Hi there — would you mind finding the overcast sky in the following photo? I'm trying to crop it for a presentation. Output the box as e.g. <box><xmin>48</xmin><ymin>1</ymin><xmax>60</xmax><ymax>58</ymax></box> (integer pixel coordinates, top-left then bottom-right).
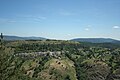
<box><xmin>0</xmin><ymin>0</ymin><xmax>120</xmax><ymax>40</ymax></box>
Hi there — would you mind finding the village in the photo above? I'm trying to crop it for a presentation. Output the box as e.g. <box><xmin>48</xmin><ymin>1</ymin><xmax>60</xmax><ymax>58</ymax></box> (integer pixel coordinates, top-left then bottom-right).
<box><xmin>14</xmin><ymin>51</ymin><xmax>67</xmax><ymax>59</ymax></box>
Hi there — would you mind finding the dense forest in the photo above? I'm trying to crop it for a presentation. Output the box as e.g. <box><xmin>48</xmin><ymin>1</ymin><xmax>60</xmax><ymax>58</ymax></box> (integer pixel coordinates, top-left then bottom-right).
<box><xmin>0</xmin><ymin>38</ymin><xmax>120</xmax><ymax>80</ymax></box>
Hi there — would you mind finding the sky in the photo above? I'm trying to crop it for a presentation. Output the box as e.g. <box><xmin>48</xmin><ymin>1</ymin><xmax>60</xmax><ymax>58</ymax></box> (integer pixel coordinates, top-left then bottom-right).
<box><xmin>0</xmin><ymin>0</ymin><xmax>120</xmax><ymax>40</ymax></box>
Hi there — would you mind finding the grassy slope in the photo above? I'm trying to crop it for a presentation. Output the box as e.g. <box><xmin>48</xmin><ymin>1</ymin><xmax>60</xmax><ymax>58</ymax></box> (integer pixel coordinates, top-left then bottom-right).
<box><xmin>41</xmin><ymin>58</ymin><xmax>77</xmax><ymax>80</ymax></box>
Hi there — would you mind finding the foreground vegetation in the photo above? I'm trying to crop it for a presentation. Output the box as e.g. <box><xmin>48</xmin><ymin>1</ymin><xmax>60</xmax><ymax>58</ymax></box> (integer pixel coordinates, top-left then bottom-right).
<box><xmin>0</xmin><ymin>40</ymin><xmax>120</xmax><ymax>80</ymax></box>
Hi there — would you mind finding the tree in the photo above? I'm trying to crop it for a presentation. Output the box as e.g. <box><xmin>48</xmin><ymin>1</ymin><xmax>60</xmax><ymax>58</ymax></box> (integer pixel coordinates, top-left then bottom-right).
<box><xmin>0</xmin><ymin>33</ymin><xmax>3</xmax><ymax>48</ymax></box>
<box><xmin>65</xmin><ymin>75</ymin><xmax>71</xmax><ymax>80</ymax></box>
<box><xmin>1</xmin><ymin>33</ymin><xmax>3</xmax><ymax>40</ymax></box>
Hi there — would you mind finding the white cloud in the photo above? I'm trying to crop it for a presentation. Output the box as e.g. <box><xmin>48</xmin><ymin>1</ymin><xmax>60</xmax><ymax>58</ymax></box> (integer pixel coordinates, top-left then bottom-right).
<box><xmin>0</xmin><ymin>18</ymin><xmax>16</xmax><ymax>23</ymax></box>
<box><xmin>67</xmin><ymin>34</ymin><xmax>71</xmax><ymax>36</ymax></box>
<box><xmin>33</xmin><ymin>16</ymin><xmax>46</xmax><ymax>22</ymax></box>
<box><xmin>37</xmin><ymin>16</ymin><xmax>46</xmax><ymax>20</ymax></box>
<box><xmin>33</xmin><ymin>18</ymin><xmax>42</xmax><ymax>22</ymax></box>
<box><xmin>85</xmin><ymin>28</ymin><xmax>90</xmax><ymax>31</ymax></box>
<box><xmin>84</xmin><ymin>25</ymin><xmax>93</xmax><ymax>31</ymax></box>
<box><xmin>17</xmin><ymin>15</ymin><xmax>46</xmax><ymax>20</ymax></box>
<box><xmin>113</xmin><ymin>26</ymin><xmax>120</xmax><ymax>29</ymax></box>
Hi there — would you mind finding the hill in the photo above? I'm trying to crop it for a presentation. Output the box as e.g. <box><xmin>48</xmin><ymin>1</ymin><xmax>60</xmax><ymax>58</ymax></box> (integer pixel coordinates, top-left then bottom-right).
<box><xmin>1</xmin><ymin>40</ymin><xmax>120</xmax><ymax>80</ymax></box>
<box><xmin>71</xmin><ymin>38</ymin><xmax>120</xmax><ymax>43</ymax></box>
<box><xmin>4</xmin><ymin>35</ymin><xmax>47</xmax><ymax>40</ymax></box>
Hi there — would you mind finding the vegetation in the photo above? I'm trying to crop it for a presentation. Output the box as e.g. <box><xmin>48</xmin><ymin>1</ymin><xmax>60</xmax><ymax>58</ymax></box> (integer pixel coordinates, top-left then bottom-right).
<box><xmin>0</xmin><ymin>38</ymin><xmax>120</xmax><ymax>80</ymax></box>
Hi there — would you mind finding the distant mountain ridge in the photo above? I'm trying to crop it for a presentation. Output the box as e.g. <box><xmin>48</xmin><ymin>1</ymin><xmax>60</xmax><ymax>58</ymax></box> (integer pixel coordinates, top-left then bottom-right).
<box><xmin>4</xmin><ymin>35</ymin><xmax>47</xmax><ymax>40</ymax></box>
<box><xmin>3</xmin><ymin>36</ymin><xmax>120</xmax><ymax>43</ymax></box>
<box><xmin>71</xmin><ymin>38</ymin><xmax>120</xmax><ymax>43</ymax></box>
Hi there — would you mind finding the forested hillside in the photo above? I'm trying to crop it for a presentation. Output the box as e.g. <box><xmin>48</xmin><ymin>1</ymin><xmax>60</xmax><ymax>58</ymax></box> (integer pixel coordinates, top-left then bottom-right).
<box><xmin>71</xmin><ymin>38</ymin><xmax>120</xmax><ymax>43</ymax></box>
<box><xmin>0</xmin><ymin>40</ymin><xmax>120</xmax><ymax>80</ymax></box>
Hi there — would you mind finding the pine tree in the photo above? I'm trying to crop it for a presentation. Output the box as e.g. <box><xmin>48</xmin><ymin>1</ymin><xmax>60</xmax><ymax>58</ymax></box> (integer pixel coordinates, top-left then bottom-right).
<box><xmin>1</xmin><ymin>33</ymin><xmax>3</xmax><ymax>40</ymax></box>
<box><xmin>0</xmin><ymin>33</ymin><xmax>3</xmax><ymax>48</ymax></box>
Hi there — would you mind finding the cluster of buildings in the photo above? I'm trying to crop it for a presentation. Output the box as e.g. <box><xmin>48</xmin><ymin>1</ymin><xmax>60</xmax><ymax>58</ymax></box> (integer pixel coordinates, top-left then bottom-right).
<box><xmin>14</xmin><ymin>51</ymin><xmax>64</xmax><ymax>59</ymax></box>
